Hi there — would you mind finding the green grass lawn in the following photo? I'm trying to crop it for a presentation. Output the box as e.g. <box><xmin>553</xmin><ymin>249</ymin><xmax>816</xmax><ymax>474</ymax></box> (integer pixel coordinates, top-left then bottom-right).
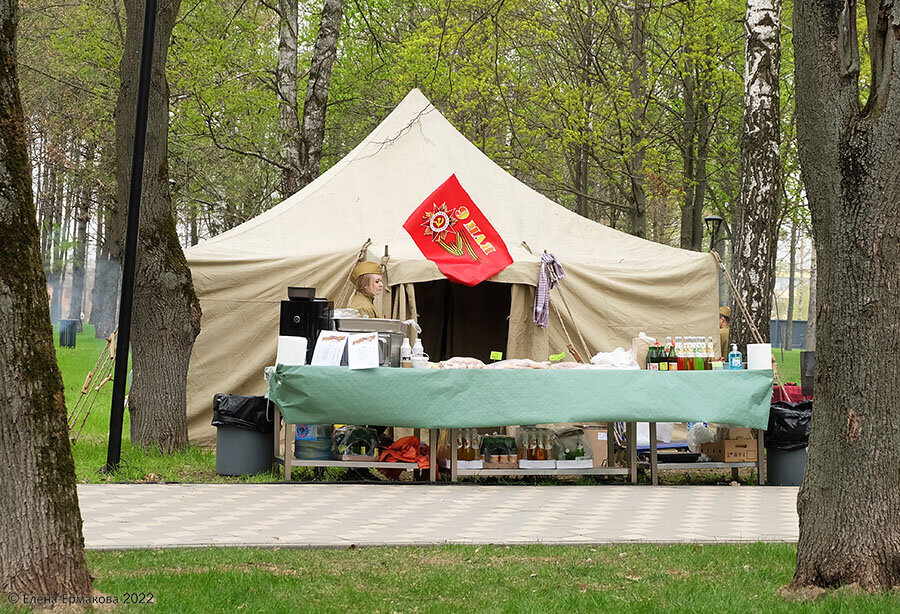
<box><xmin>2</xmin><ymin>545</ymin><xmax>894</xmax><ymax>613</ymax></box>
<box><xmin>57</xmin><ymin>324</ymin><xmax>281</xmax><ymax>484</ymax></box>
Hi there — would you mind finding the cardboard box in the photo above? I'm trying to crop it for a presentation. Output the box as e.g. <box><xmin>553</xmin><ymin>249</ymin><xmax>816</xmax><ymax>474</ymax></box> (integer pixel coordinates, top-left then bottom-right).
<box><xmin>701</xmin><ymin>439</ymin><xmax>758</xmax><ymax>463</ymax></box>
<box><xmin>582</xmin><ymin>426</ymin><xmax>610</xmax><ymax>468</ymax></box>
<box><xmin>724</xmin><ymin>427</ymin><xmax>756</xmax><ymax>440</ymax></box>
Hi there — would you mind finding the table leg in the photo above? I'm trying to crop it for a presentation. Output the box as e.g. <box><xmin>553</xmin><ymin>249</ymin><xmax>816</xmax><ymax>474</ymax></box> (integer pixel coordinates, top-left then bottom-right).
<box><xmin>429</xmin><ymin>428</ymin><xmax>437</xmax><ymax>482</ymax></box>
<box><xmin>273</xmin><ymin>404</ymin><xmax>281</xmax><ymax>472</ymax></box>
<box><xmin>606</xmin><ymin>422</ymin><xmax>615</xmax><ymax>469</ymax></box>
<box><xmin>283</xmin><ymin>419</ymin><xmax>292</xmax><ymax>483</ymax></box>
<box><xmin>731</xmin><ymin>466</ymin><xmax>740</xmax><ymax>482</ymax></box>
<box><xmin>649</xmin><ymin>422</ymin><xmax>658</xmax><ymax>486</ymax></box>
<box><xmin>450</xmin><ymin>428</ymin><xmax>458</xmax><ymax>483</ymax></box>
<box><xmin>627</xmin><ymin>422</ymin><xmax>637</xmax><ymax>484</ymax></box>
<box><xmin>756</xmin><ymin>429</ymin><xmax>766</xmax><ymax>485</ymax></box>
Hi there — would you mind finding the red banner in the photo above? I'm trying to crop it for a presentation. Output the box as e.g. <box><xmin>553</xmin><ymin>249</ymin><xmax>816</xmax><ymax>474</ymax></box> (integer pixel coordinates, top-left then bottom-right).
<box><xmin>403</xmin><ymin>174</ymin><xmax>513</xmax><ymax>286</ymax></box>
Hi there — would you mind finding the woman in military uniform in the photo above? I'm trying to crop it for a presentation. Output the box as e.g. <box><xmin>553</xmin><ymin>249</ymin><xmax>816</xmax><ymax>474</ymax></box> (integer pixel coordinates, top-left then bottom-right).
<box><xmin>348</xmin><ymin>261</ymin><xmax>383</xmax><ymax>318</ymax></box>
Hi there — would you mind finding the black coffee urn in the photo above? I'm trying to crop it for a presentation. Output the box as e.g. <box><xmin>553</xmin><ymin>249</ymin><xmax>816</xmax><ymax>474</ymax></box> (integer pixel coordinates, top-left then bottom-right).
<box><xmin>279</xmin><ymin>287</ymin><xmax>333</xmax><ymax>364</ymax></box>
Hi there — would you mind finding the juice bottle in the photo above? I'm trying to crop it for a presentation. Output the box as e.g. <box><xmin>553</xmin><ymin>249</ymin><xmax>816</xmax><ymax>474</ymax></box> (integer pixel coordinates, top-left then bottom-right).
<box><xmin>693</xmin><ymin>337</ymin><xmax>705</xmax><ymax>371</ymax></box>
<box><xmin>536</xmin><ymin>435</ymin><xmax>547</xmax><ymax>460</ymax></box>
<box><xmin>666</xmin><ymin>337</ymin><xmax>678</xmax><ymax>371</ymax></box>
<box><xmin>675</xmin><ymin>336</ymin><xmax>685</xmax><ymax>371</ymax></box>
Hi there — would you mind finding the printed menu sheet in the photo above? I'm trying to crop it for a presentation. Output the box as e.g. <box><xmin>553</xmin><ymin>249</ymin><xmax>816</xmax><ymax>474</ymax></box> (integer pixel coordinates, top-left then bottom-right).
<box><xmin>348</xmin><ymin>332</ymin><xmax>379</xmax><ymax>370</ymax></box>
<box><xmin>310</xmin><ymin>331</ymin><xmax>349</xmax><ymax>366</ymax></box>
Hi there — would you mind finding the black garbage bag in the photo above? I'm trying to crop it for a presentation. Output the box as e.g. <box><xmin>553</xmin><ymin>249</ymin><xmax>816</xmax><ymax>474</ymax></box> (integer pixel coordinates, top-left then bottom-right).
<box><xmin>765</xmin><ymin>400</ymin><xmax>812</xmax><ymax>450</ymax></box>
<box><xmin>211</xmin><ymin>394</ymin><xmax>273</xmax><ymax>433</ymax></box>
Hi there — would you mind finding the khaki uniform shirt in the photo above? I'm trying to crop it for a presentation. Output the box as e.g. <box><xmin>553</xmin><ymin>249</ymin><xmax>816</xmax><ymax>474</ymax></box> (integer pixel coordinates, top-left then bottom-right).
<box><xmin>348</xmin><ymin>293</ymin><xmax>380</xmax><ymax>318</ymax></box>
<box><xmin>720</xmin><ymin>326</ymin><xmax>729</xmax><ymax>358</ymax></box>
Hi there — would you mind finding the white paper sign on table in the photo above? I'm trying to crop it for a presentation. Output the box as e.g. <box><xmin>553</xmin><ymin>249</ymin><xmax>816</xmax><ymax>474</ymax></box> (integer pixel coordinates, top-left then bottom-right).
<box><xmin>311</xmin><ymin>330</ymin><xmax>349</xmax><ymax>366</ymax></box>
<box><xmin>275</xmin><ymin>335</ymin><xmax>307</xmax><ymax>366</ymax></box>
<box><xmin>348</xmin><ymin>332</ymin><xmax>379</xmax><ymax>370</ymax></box>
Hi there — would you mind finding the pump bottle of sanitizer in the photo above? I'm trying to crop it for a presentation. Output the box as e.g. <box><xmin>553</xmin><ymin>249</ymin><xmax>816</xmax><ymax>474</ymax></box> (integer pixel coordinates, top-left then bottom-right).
<box><xmin>728</xmin><ymin>344</ymin><xmax>743</xmax><ymax>370</ymax></box>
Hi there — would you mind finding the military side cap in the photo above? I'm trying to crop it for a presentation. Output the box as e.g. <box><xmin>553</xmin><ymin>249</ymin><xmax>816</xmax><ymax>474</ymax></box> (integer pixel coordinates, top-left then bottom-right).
<box><xmin>350</xmin><ymin>261</ymin><xmax>382</xmax><ymax>283</ymax></box>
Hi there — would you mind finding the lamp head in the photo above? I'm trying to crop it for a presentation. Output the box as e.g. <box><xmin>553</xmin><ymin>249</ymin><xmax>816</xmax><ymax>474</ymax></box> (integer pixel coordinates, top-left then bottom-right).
<box><xmin>704</xmin><ymin>215</ymin><xmax>723</xmax><ymax>237</ymax></box>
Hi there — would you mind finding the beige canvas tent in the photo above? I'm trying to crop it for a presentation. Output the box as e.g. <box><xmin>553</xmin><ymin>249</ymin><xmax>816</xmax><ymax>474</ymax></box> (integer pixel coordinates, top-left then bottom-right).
<box><xmin>185</xmin><ymin>89</ymin><xmax>719</xmax><ymax>444</ymax></box>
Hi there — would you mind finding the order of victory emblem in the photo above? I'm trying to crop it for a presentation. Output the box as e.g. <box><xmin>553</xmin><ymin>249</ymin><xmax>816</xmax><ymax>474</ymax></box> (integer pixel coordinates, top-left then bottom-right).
<box><xmin>420</xmin><ymin>202</ymin><xmax>481</xmax><ymax>261</ymax></box>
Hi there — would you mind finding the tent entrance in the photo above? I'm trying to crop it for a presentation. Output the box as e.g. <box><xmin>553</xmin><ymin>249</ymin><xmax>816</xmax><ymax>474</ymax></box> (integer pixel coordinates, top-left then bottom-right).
<box><xmin>413</xmin><ymin>280</ymin><xmax>511</xmax><ymax>363</ymax></box>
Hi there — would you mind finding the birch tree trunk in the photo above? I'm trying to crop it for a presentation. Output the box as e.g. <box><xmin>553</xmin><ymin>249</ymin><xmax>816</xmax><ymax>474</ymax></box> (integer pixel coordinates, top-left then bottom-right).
<box><xmin>792</xmin><ymin>0</ymin><xmax>900</xmax><ymax>591</ymax></box>
<box><xmin>0</xmin><ymin>0</ymin><xmax>93</xmax><ymax>596</ymax></box>
<box><xmin>116</xmin><ymin>0</ymin><xmax>202</xmax><ymax>452</ymax></box>
<box><xmin>277</xmin><ymin>0</ymin><xmax>301</xmax><ymax>197</ymax></box>
<box><xmin>784</xmin><ymin>221</ymin><xmax>798</xmax><ymax>349</ymax></box>
<box><xmin>730</xmin><ymin>0</ymin><xmax>781</xmax><ymax>350</ymax></box>
<box><xmin>298</xmin><ymin>0</ymin><xmax>344</xmax><ymax>189</ymax></box>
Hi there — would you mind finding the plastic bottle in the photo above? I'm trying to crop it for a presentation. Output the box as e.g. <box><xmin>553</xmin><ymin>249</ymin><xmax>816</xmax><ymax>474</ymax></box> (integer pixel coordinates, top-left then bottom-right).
<box><xmin>400</xmin><ymin>338</ymin><xmax>412</xmax><ymax>368</ymax></box>
<box><xmin>412</xmin><ymin>338</ymin><xmax>425</xmax><ymax>358</ymax></box>
<box><xmin>728</xmin><ymin>343</ymin><xmax>743</xmax><ymax>370</ymax></box>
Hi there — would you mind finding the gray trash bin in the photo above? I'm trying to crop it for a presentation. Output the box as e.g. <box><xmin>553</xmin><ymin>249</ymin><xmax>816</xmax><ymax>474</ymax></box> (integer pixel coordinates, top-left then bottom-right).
<box><xmin>59</xmin><ymin>319</ymin><xmax>77</xmax><ymax>348</ymax></box>
<box><xmin>216</xmin><ymin>425</ymin><xmax>273</xmax><ymax>476</ymax></box>
<box><xmin>765</xmin><ymin>400</ymin><xmax>811</xmax><ymax>486</ymax></box>
<box><xmin>212</xmin><ymin>394</ymin><xmax>274</xmax><ymax>476</ymax></box>
<box><xmin>767</xmin><ymin>447</ymin><xmax>807</xmax><ymax>486</ymax></box>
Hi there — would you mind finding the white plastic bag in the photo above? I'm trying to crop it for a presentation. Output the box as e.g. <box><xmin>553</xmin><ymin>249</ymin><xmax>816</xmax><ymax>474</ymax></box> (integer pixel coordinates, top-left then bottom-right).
<box><xmin>589</xmin><ymin>347</ymin><xmax>640</xmax><ymax>370</ymax></box>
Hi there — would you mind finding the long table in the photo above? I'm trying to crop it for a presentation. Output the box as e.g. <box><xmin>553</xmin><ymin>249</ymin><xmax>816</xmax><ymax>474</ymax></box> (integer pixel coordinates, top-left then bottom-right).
<box><xmin>268</xmin><ymin>366</ymin><xmax>773</xmax><ymax>483</ymax></box>
<box><xmin>268</xmin><ymin>366</ymin><xmax>774</xmax><ymax>428</ymax></box>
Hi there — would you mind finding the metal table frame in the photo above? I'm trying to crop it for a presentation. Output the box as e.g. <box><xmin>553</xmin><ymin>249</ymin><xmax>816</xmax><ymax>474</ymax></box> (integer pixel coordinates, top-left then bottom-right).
<box><xmin>273</xmin><ymin>404</ymin><xmax>439</xmax><ymax>482</ymax></box>
<box><xmin>644</xmin><ymin>422</ymin><xmax>766</xmax><ymax>485</ymax></box>
<box><xmin>444</xmin><ymin>422</ymin><xmax>637</xmax><ymax>483</ymax></box>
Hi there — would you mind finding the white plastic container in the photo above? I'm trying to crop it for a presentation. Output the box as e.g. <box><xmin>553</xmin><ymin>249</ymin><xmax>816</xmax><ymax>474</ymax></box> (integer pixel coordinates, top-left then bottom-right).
<box><xmin>412</xmin><ymin>339</ymin><xmax>425</xmax><ymax>358</ymax></box>
<box><xmin>400</xmin><ymin>338</ymin><xmax>412</xmax><ymax>368</ymax></box>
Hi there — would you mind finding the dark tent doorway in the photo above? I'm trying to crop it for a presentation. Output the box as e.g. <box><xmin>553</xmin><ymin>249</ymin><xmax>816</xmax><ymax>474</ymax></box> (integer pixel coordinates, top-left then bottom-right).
<box><xmin>414</xmin><ymin>280</ymin><xmax>511</xmax><ymax>363</ymax></box>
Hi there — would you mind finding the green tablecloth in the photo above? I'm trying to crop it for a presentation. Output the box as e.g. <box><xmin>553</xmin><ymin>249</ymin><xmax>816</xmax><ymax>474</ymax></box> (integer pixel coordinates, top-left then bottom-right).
<box><xmin>268</xmin><ymin>366</ymin><xmax>773</xmax><ymax>429</ymax></box>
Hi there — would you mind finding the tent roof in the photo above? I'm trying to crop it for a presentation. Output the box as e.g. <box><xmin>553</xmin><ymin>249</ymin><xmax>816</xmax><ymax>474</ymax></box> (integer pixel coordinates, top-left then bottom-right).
<box><xmin>186</xmin><ymin>89</ymin><xmax>709</xmax><ymax>285</ymax></box>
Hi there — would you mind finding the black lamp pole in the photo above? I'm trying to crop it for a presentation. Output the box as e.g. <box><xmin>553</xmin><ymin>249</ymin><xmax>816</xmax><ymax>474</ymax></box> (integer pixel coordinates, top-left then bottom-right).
<box><xmin>105</xmin><ymin>0</ymin><xmax>158</xmax><ymax>472</ymax></box>
<box><xmin>704</xmin><ymin>215</ymin><xmax>723</xmax><ymax>252</ymax></box>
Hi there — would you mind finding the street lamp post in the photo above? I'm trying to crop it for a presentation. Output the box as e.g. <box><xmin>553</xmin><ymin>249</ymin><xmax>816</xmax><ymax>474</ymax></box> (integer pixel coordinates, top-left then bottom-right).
<box><xmin>704</xmin><ymin>215</ymin><xmax>723</xmax><ymax>251</ymax></box>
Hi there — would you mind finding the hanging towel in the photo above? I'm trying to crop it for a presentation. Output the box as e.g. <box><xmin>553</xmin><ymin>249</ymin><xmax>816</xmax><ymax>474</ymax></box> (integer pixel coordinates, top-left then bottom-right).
<box><xmin>534</xmin><ymin>253</ymin><xmax>565</xmax><ymax>328</ymax></box>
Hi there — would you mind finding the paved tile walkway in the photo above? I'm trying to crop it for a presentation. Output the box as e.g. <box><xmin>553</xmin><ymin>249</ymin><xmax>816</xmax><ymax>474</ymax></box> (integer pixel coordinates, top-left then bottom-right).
<box><xmin>77</xmin><ymin>484</ymin><xmax>798</xmax><ymax>550</ymax></box>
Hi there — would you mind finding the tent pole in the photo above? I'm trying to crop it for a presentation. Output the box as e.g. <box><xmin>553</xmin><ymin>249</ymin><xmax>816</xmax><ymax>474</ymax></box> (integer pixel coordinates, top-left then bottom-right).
<box><xmin>105</xmin><ymin>0</ymin><xmax>158</xmax><ymax>473</ymax></box>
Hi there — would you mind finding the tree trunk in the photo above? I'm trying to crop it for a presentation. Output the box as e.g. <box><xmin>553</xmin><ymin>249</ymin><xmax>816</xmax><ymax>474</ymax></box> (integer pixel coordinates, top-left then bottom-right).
<box><xmin>297</xmin><ymin>0</ymin><xmax>344</xmax><ymax>189</ymax></box>
<box><xmin>116</xmin><ymin>0</ymin><xmax>202</xmax><ymax>453</ymax></box>
<box><xmin>784</xmin><ymin>221</ymin><xmax>798</xmax><ymax>350</ymax></box>
<box><xmin>680</xmin><ymin>52</ymin><xmax>697</xmax><ymax>250</ymax></box>
<box><xmin>91</xmin><ymin>207</ymin><xmax>121</xmax><ymax>339</ymax></box>
<box><xmin>0</xmin><ymin>0</ymin><xmax>93</xmax><ymax>597</ymax></box>
<box><xmin>92</xmin><ymin>146</ymin><xmax>123</xmax><ymax>340</ymax></box>
<box><xmin>793</xmin><ymin>0</ymin><xmax>900</xmax><ymax>591</ymax></box>
<box><xmin>627</xmin><ymin>0</ymin><xmax>648</xmax><ymax>239</ymax></box>
<box><xmin>46</xmin><ymin>165</ymin><xmax>63</xmax><ymax>323</ymax></box>
<box><xmin>729</xmin><ymin>0</ymin><xmax>781</xmax><ymax>351</ymax></box>
<box><xmin>68</xmin><ymin>145</ymin><xmax>94</xmax><ymax>333</ymax></box>
<box><xmin>277</xmin><ymin>0</ymin><xmax>301</xmax><ymax>197</ymax></box>
<box><xmin>692</xmin><ymin>95</ymin><xmax>711</xmax><ymax>249</ymax></box>
<box><xmin>805</xmin><ymin>247</ymin><xmax>815</xmax><ymax>351</ymax></box>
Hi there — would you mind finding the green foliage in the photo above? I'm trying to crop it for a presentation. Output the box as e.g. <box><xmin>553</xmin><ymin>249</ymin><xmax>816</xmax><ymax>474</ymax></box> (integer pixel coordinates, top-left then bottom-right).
<box><xmin>19</xmin><ymin>0</ymin><xmax>813</xmax><ymax>251</ymax></box>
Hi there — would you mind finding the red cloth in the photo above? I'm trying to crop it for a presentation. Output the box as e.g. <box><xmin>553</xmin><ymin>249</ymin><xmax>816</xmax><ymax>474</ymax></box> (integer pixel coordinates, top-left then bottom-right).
<box><xmin>403</xmin><ymin>174</ymin><xmax>513</xmax><ymax>286</ymax></box>
<box><xmin>772</xmin><ymin>383</ymin><xmax>811</xmax><ymax>403</ymax></box>
<box><xmin>378</xmin><ymin>436</ymin><xmax>430</xmax><ymax>480</ymax></box>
